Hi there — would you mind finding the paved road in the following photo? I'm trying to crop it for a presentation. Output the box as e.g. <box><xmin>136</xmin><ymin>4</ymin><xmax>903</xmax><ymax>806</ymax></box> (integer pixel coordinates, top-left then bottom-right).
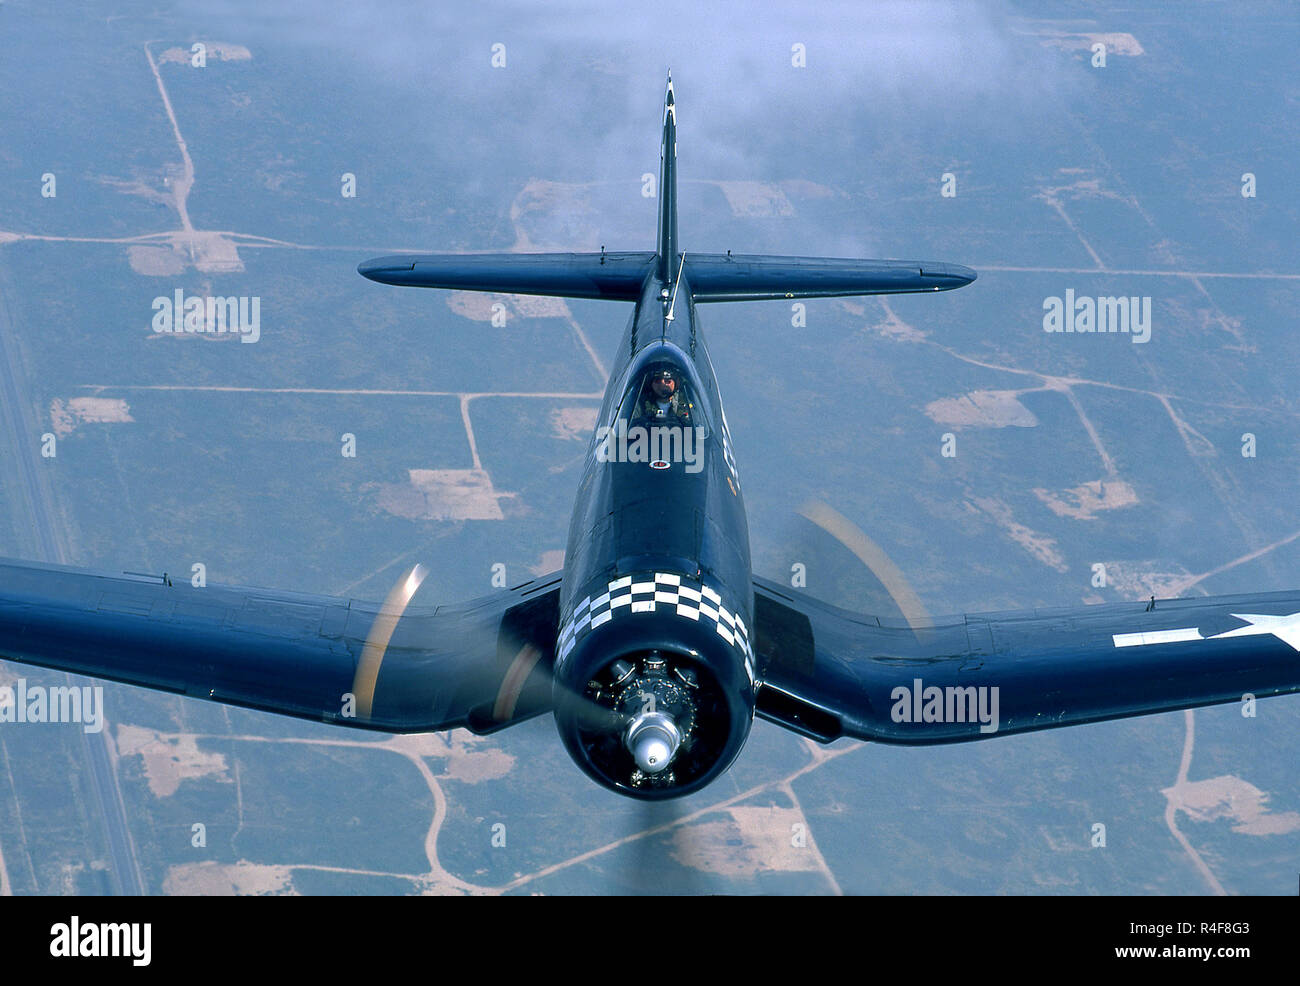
<box><xmin>0</xmin><ymin>264</ymin><xmax>145</xmax><ymax>895</ymax></box>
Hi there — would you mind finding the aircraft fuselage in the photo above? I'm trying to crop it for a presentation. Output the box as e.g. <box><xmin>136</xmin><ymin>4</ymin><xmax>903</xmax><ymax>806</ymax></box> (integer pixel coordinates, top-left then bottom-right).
<box><xmin>553</xmin><ymin>272</ymin><xmax>757</xmax><ymax>796</ymax></box>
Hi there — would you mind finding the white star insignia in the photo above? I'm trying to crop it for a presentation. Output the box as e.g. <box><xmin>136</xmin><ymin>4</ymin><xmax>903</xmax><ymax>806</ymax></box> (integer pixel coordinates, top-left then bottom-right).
<box><xmin>1113</xmin><ymin>611</ymin><xmax>1300</xmax><ymax>651</ymax></box>
<box><xmin>1208</xmin><ymin>612</ymin><xmax>1300</xmax><ymax>652</ymax></box>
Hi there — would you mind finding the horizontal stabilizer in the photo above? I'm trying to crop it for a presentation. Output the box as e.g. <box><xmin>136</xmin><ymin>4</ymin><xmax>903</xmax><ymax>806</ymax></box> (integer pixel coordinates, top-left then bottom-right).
<box><xmin>358</xmin><ymin>251</ymin><xmax>975</xmax><ymax>303</ymax></box>
<box><xmin>685</xmin><ymin>254</ymin><xmax>976</xmax><ymax>301</ymax></box>
<box><xmin>358</xmin><ymin>252</ymin><xmax>655</xmax><ymax>301</ymax></box>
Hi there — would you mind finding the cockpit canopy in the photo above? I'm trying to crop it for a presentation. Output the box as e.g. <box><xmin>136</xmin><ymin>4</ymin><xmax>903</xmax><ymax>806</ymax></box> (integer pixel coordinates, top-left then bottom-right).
<box><xmin>617</xmin><ymin>359</ymin><xmax>708</xmax><ymax>438</ymax></box>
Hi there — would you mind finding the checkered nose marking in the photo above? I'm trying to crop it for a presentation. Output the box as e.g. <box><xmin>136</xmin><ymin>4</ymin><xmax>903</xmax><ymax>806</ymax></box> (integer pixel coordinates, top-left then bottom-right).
<box><xmin>557</xmin><ymin>571</ymin><xmax>753</xmax><ymax>683</ymax></box>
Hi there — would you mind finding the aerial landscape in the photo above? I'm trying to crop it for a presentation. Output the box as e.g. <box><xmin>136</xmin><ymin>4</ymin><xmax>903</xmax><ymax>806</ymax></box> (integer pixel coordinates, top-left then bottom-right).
<box><xmin>0</xmin><ymin>0</ymin><xmax>1297</xmax><ymax>894</ymax></box>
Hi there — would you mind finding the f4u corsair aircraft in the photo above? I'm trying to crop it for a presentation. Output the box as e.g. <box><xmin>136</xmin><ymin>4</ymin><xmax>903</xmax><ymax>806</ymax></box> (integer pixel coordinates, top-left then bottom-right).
<box><xmin>2</xmin><ymin>77</ymin><xmax>1298</xmax><ymax>800</ymax></box>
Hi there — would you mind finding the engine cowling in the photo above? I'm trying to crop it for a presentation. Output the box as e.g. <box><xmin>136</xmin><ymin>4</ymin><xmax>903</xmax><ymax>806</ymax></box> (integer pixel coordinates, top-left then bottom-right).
<box><xmin>553</xmin><ymin>606</ymin><xmax>754</xmax><ymax>799</ymax></box>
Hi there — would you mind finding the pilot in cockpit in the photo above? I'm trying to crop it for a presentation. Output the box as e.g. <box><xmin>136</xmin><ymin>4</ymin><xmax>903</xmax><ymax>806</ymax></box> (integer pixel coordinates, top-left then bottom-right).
<box><xmin>637</xmin><ymin>367</ymin><xmax>693</xmax><ymax>424</ymax></box>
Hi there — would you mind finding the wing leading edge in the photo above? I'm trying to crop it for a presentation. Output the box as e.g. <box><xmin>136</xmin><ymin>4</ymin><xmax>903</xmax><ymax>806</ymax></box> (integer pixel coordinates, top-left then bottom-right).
<box><xmin>752</xmin><ymin>575</ymin><xmax>1300</xmax><ymax>744</ymax></box>
<box><xmin>0</xmin><ymin>557</ymin><xmax>560</xmax><ymax>734</ymax></box>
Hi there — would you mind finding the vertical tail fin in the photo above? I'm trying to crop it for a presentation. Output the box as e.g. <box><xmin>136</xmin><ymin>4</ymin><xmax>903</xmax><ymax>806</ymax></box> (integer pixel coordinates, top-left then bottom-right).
<box><xmin>656</xmin><ymin>71</ymin><xmax>678</xmax><ymax>283</ymax></box>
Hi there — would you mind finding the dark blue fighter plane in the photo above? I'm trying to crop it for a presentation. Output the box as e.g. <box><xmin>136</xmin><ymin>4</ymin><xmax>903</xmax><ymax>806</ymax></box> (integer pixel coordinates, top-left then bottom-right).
<box><xmin>1</xmin><ymin>77</ymin><xmax>1297</xmax><ymax>799</ymax></box>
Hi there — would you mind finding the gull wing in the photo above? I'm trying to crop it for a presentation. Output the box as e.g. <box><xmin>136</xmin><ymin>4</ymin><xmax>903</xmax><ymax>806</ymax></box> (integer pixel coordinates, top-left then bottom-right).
<box><xmin>0</xmin><ymin>557</ymin><xmax>560</xmax><ymax>734</ymax></box>
<box><xmin>751</xmin><ymin>575</ymin><xmax>1300</xmax><ymax>743</ymax></box>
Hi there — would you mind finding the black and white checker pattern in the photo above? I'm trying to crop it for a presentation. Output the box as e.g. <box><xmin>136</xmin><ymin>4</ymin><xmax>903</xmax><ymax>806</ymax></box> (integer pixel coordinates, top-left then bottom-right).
<box><xmin>557</xmin><ymin>571</ymin><xmax>753</xmax><ymax>681</ymax></box>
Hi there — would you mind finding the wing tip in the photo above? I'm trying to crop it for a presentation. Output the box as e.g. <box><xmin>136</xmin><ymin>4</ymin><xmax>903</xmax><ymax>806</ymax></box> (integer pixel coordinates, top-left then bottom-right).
<box><xmin>357</xmin><ymin>255</ymin><xmax>415</xmax><ymax>283</ymax></box>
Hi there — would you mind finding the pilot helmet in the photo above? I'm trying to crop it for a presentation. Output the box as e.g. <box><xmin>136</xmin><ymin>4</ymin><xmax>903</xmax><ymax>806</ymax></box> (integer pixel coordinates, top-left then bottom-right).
<box><xmin>650</xmin><ymin>367</ymin><xmax>677</xmax><ymax>391</ymax></box>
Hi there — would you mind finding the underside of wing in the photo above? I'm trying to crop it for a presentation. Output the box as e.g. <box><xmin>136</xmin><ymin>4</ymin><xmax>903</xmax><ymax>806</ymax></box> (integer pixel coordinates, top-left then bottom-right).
<box><xmin>0</xmin><ymin>557</ymin><xmax>560</xmax><ymax>735</ymax></box>
<box><xmin>751</xmin><ymin>575</ymin><xmax>1300</xmax><ymax>744</ymax></box>
<box><xmin>685</xmin><ymin>254</ymin><xmax>976</xmax><ymax>301</ymax></box>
